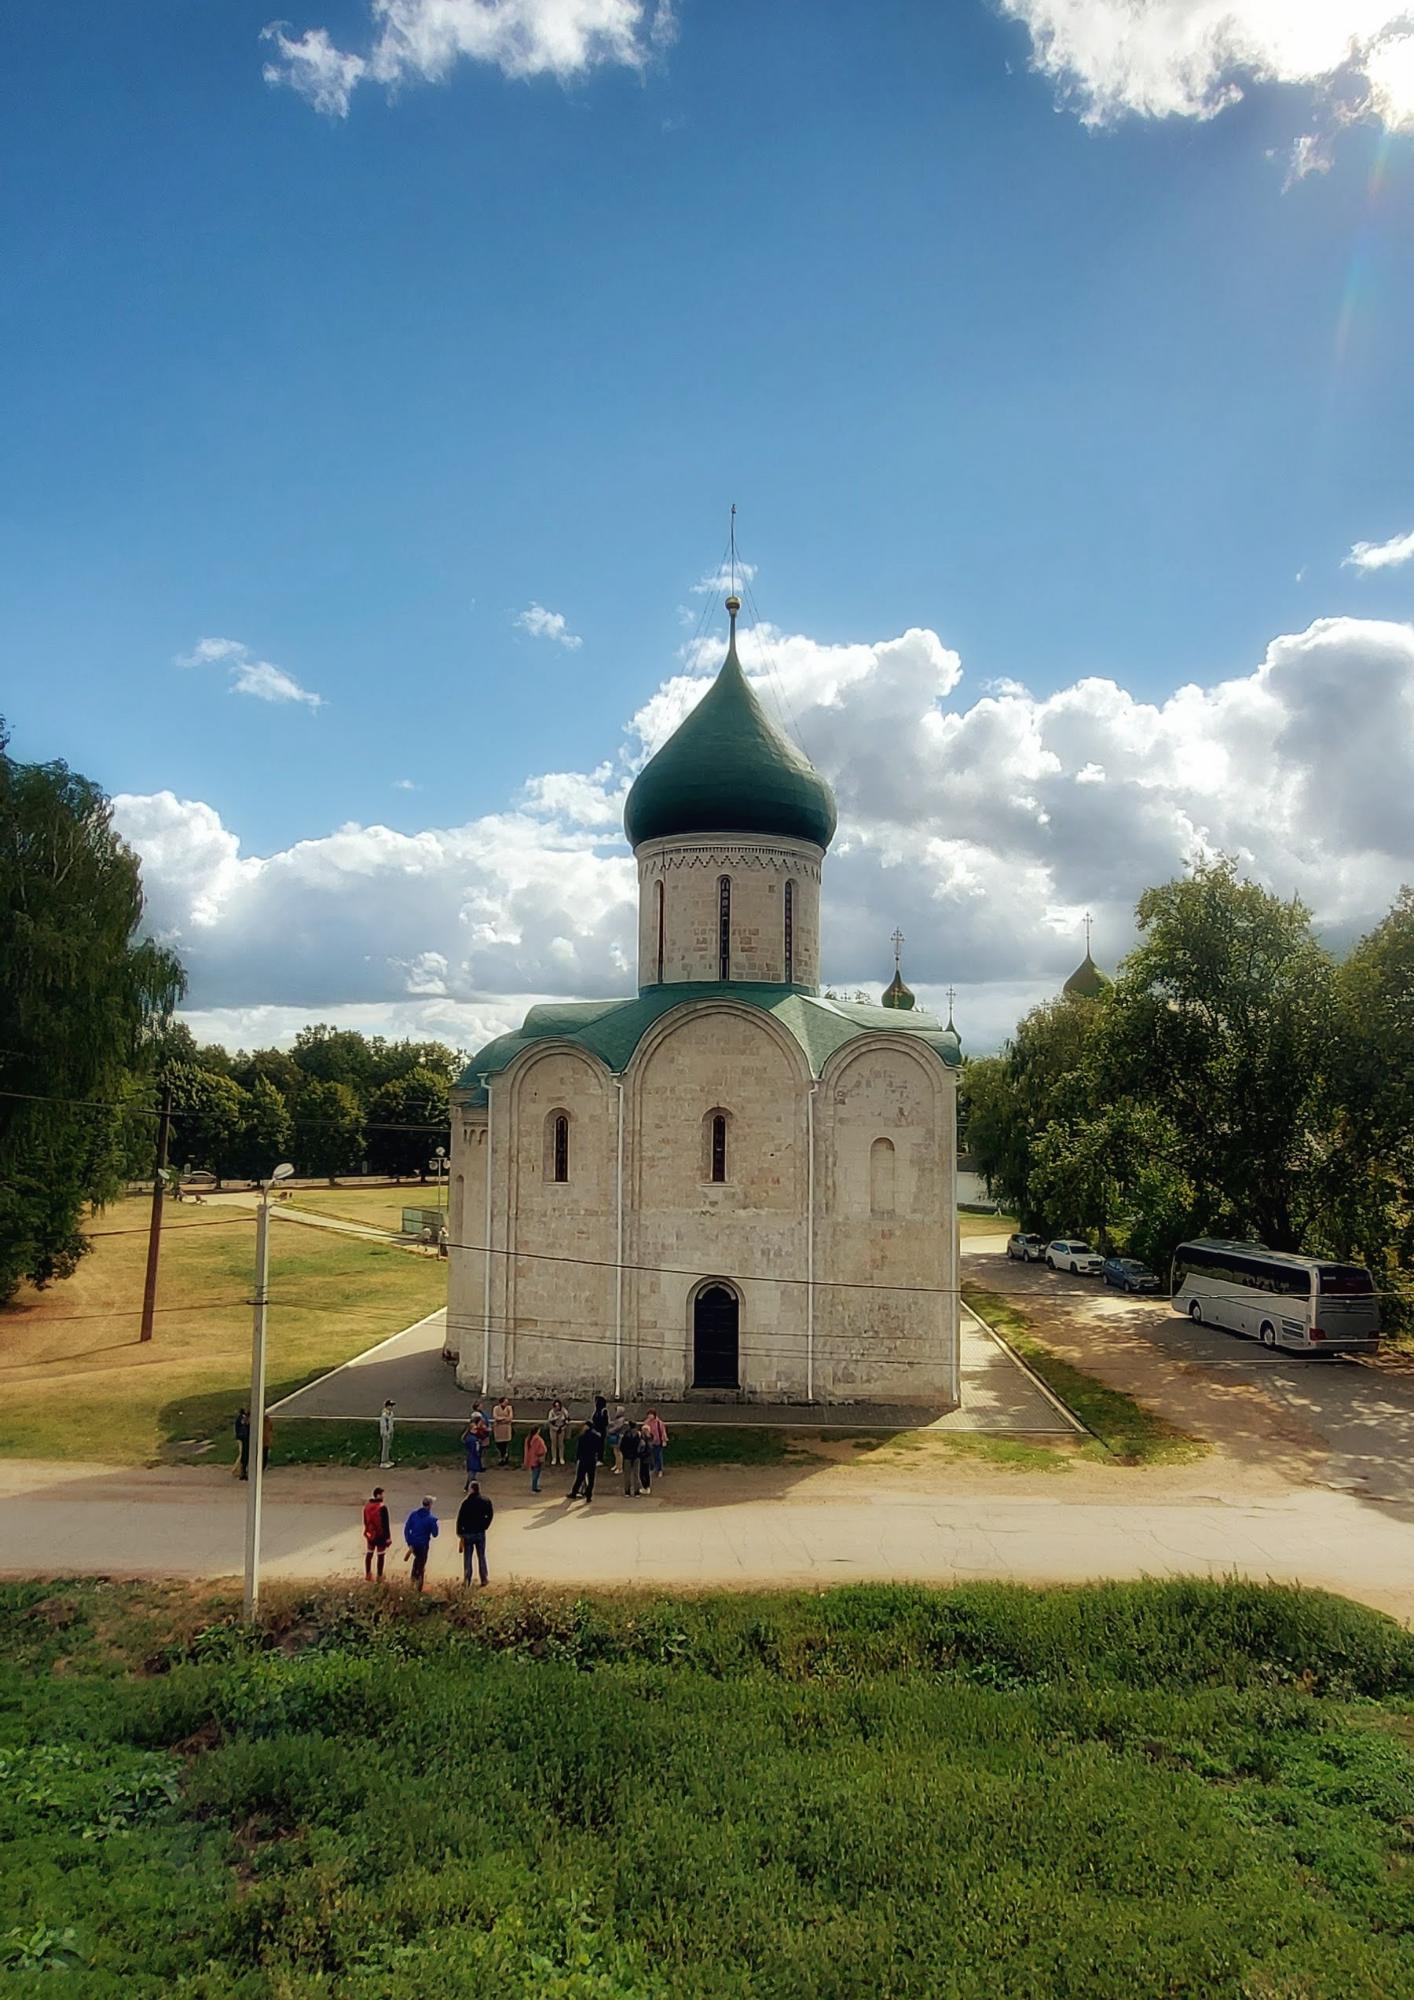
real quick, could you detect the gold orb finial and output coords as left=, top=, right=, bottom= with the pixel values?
left=725, top=593, right=741, bottom=617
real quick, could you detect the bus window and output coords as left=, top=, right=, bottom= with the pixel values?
left=1317, top=1265, right=1375, bottom=1294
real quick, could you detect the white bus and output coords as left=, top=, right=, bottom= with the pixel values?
left=1171, top=1239, right=1380, bottom=1354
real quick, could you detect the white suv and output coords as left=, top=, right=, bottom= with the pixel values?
left=1046, top=1239, right=1104, bottom=1275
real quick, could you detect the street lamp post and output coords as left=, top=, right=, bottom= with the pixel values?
left=433, top=1144, right=447, bottom=1211
left=243, top=1162, right=294, bottom=1620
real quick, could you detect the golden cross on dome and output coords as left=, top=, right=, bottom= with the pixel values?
left=891, top=927, right=905, bottom=970
left=1084, top=911, right=1093, bottom=954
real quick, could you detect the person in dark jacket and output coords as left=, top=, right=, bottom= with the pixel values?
left=362, top=1486, right=391, bottom=1581
left=619, top=1420, right=643, bottom=1495
left=456, top=1482, right=495, bottom=1586
left=402, top=1496, right=439, bottom=1591
left=569, top=1422, right=600, bottom=1502
left=233, top=1408, right=250, bottom=1481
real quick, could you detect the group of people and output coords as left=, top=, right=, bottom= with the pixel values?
left=362, top=1393, right=672, bottom=1589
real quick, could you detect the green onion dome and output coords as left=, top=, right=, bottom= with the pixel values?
left=881, top=969, right=916, bottom=1010
left=623, top=601, right=837, bottom=851
left=1062, top=950, right=1111, bottom=1000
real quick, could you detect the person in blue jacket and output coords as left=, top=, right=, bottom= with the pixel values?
left=402, top=1495, right=439, bottom=1592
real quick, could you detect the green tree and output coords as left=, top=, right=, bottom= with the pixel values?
left=963, top=998, right=1105, bottom=1226
left=292, top=1078, right=365, bottom=1181
left=164, top=1063, right=250, bottom=1182
left=0, top=723, right=184, bottom=1299
left=233, top=1073, right=294, bottom=1182
left=231, top=1047, right=302, bottom=1100
left=1097, top=858, right=1332, bottom=1250
left=364, top=1065, right=451, bottom=1180
left=291, top=1025, right=377, bottom=1096
left=1321, top=888, right=1414, bottom=1320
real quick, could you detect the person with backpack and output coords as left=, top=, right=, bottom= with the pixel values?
left=461, top=1417, right=485, bottom=1484
left=402, top=1496, right=439, bottom=1592
left=362, top=1486, right=391, bottom=1581
left=456, top=1482, right=494, bottom=1587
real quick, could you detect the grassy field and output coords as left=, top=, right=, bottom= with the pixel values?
left=964, top=1281, right=1207, bottom=1466
left=0, top=1198, right=445, bottom=1464
left=286, top=1185, right=440, bottom=1234
left=4, top=1577, right=1413, bottom=1994
left=958, top=1209, right=1016, bottom=1238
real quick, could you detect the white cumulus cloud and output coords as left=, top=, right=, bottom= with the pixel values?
left=514, top=604, right=583, bottom=649
left=262, top=0, right=675, bottom=118
left=1001, top=1, right=1414, bottom=176
left=176, top=636, right=323, bottom=709
left=120, top=606, right=1414, bottom=1056
left=1345, top=527, right=1414, bottom=572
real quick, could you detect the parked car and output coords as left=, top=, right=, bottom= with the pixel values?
left=1046, top=1239, right=1104, bottom=1275
left=1006, top=1232, right=1047, bottom=1263
left=1102, top=1256, right=1162, bottom=1293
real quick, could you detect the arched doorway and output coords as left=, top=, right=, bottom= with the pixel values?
left=693, top=1283, right=740, bottom=1390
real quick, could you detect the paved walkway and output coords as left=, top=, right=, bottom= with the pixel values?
left=207, top=1191, right=420, bottom=1248
left=270, top=1303, right=1078, bottom=1436
left=2, top=1457, right=1410, bottom=1619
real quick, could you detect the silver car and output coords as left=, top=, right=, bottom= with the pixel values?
left=1006, top=1232, right=1047, bottom=1263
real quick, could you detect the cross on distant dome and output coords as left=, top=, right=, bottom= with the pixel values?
left=891, top=927, right=905, bottom=969
left=1084, top=911, right=1093, bottom=953
left=946, top=984, right=956, bottom=1013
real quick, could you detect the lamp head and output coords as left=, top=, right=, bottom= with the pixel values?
left=271, top=1162, right=295, bottom=1183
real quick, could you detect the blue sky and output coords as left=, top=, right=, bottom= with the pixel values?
left=3, top=1, right=1413, bottom=1049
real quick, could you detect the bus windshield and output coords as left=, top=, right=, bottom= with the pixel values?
left=1317, top=1265, right=1376, bottom=1295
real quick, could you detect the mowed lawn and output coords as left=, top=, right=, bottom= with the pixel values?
left=286, top=1184, right=443, bottom=1234
left=4, top=1578, right=1413, bottom=1995
left=0, top=1198, right=445, bottom=1463
left=959, top=1209, right=1015, bottom=1238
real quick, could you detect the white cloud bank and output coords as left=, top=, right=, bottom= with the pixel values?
left=119, top=608, right=1414, bottom=1057
left=514, top=604, right=583, bottom=649
left=262, top=0, right=675, bottom=117
left=1001, top=1, right=1414, bottom=179
left=1346, top=527, right=1414, bottom=572
left=176, top=637, right=323, bottom=710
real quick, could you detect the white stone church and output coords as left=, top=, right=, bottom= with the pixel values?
left=447, top=595, right=961, bottom=1407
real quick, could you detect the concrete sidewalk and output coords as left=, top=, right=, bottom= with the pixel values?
left=1, top=1456, right=1410, bottom=1620
left=270, top=1304, right=1078, bottom=1435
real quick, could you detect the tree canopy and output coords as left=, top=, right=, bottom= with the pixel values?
left=0, top=723, right=185, bottom=1300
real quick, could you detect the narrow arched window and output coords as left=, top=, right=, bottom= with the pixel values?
left=784, top=879, right=795, bottom=984
left=718, top=875, right=731, bottom=980
left=545, top=1111, right=570, bottom=1184
left=711, top=1113, right=727, bottom=1183
left=870, top=1136, right=895, bottom=1217
left=655, top=878, right=665, bottom=984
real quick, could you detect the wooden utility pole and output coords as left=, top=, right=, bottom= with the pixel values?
left=138, top=1087, right=172, bottom=1344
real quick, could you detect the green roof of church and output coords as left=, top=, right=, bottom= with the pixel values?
left=1062, top=950, right=1111, bottom=999
left=880, top=970, right=916, bottom=1010
left=623, top=617, right=837, bottom=851
left=453, top=983, right=959, bottom=1107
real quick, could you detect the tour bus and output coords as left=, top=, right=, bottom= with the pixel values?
left=1170, top=1239, right=1380, bottom=1354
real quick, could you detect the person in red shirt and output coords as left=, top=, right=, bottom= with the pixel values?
left=362, top=1486, right=391, bottom=1581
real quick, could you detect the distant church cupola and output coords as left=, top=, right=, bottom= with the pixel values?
left=1062, top=913, right=1111, bottom=1000
left=880, top=928, right=916, bottom=1011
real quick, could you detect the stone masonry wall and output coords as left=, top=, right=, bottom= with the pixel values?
left=635, top=834, right=822, bottom=987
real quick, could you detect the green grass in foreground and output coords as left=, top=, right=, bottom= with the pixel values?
left=964, top=1281, right=1207, bottom=1466
left=3, top=1578, right=1413, bottom=1995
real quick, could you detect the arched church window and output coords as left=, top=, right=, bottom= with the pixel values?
left=545, top=1110, right=570, bottom=1184
left=870, top=1136, right=896, bottom=1217
left=703, top=1107, right=730, bottom=1183
left=784, top=879, right=795, bottom=984
left=655, top=878, right=665, bottom=984
left=718, top=876, right=731, bottom=980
